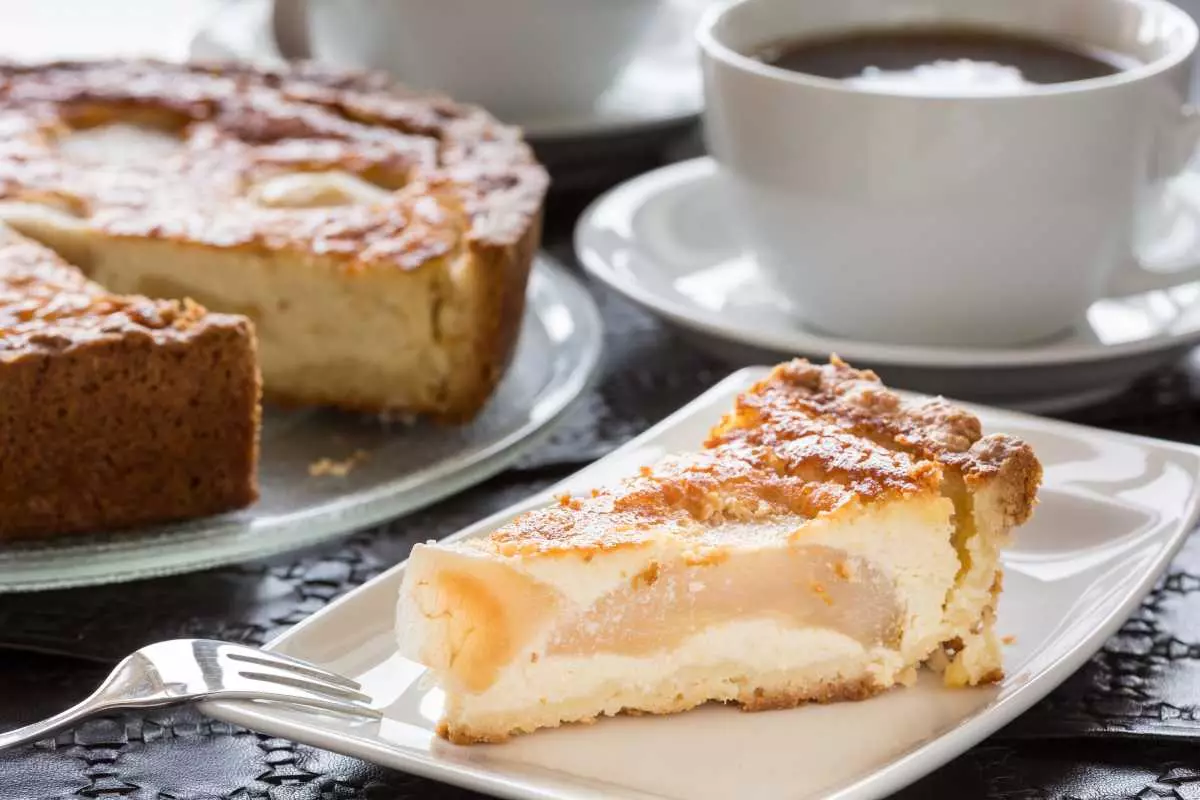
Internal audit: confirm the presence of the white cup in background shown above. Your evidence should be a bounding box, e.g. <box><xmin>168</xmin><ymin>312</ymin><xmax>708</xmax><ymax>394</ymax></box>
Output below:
<box><xmin>289</xmin><ymin>0</ymin><xmax>663</xmax><ymax>119</ymax></box>
<box><xmin>699</xmin><ymin>0</ymin><xmax>1200</xmax><ymax>347</ymax></box>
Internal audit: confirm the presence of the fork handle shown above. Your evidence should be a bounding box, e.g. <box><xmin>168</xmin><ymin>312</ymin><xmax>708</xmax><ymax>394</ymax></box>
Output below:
<box><xmin>0</xmin><ymin>706</ymin><xmax>83</xmax><ymax>751</ymax></box>
<box><xmin>0</xmin><ymin>654</ymin><xmax>174</xmax><ymax>752</ymax></box>
<box><xmin>0</xmin><ymin>693</ymin><xmax>178</xmax><ymax>751</ymax></box>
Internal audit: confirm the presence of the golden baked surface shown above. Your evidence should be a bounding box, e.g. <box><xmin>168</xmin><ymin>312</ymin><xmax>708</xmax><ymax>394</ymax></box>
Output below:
<box><xmin>0</xmin><ymin>224</ymin><xmax>232</xmax><ymax>356</ymax></box>
<box><xmin>486</xmin><ymin>357</ymin><xmax>1042</xmax><ymax>555</ymax></box>
<box><xmin>0</xmin><ymin>59</ymin><xmax>546</xmax><ymax>268</ymax></box>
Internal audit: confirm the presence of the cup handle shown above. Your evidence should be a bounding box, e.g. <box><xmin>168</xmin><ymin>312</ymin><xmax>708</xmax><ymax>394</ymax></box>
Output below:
<box><xmin>270</xmin><ymin>0</ymin><xmax>311</xmax><ymax>60</ymax></box>
<box><xmin>1106</xmin><ymin>103</ymin><xmax>1200</xmax><ymax>297</ymax></box>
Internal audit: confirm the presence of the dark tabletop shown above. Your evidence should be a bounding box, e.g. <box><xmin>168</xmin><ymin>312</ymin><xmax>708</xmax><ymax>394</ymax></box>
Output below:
<box><xmin>5</xmin><ymin>137</ymin><xmax>1200</xmax><ymax>800</ymax></box>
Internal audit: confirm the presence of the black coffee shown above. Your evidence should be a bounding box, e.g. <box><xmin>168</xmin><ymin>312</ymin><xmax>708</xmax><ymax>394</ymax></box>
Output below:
<box><xmin>756</xmin><ymin>27</ymin><xmax>1134</xmax><ymax>93</ymax></box>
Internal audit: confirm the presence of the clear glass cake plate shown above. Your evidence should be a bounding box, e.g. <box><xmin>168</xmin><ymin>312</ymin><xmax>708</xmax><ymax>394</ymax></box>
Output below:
<box><xmin>0</xmin><ymin>255</ymin><xmax>603</xmax><ymax>592</ymax></box>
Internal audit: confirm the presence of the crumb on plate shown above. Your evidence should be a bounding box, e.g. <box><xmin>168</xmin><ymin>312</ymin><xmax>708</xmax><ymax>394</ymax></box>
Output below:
<box><xmin>309</xmin><ymin>450</ymin><xmax>370</xmax><ymax>477</ymax></box>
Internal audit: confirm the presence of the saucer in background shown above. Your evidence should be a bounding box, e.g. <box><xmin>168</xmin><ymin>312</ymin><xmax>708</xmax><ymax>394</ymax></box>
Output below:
<box><xmin>575</xmin><ymin>158</ymin><xmax>1200</xmax><ymax>413</ymax></box>
<box><xmin>189</xmin><ymin>0</ymin><xmax>703</xmax><ymax>143</ymax></box>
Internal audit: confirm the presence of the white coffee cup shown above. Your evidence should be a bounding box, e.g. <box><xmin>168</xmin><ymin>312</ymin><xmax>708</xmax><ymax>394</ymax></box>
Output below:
<box><xmin>699</xmin><ymin>0</ymin><xmax>1200</xmax><ymax>347</ymax></box>
<box><xmin>292</xmin><ymin>0</ymin><xmax>662</xmax><ymax>120</ymax></box>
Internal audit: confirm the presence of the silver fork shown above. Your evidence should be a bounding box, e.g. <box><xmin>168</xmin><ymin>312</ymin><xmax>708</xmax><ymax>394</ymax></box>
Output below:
<box><xmin>0</xmin><ymin>639</ymin><xmax>379</xmax><ymax>751</ymax></box>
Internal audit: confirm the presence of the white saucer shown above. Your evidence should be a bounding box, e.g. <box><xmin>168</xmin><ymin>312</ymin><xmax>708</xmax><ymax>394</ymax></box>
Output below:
<box><xmin>189</xmin><ymin>0</ymin><xmax>703</xmax><ymax>142</ymax></box>
<box><xmin>576</xmin><ymin>157</ymin><xmax>1200</xmax><ymax>412</ymax></box>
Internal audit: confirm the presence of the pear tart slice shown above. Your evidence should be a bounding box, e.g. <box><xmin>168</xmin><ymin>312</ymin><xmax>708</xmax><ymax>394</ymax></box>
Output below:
<box><xmin>0</xmin><ymin>225</ymin><xmax>259</xmax><ymax>540</ymax></box>
<box><xmin>397</xmin><ymin>358</ymin><xmax>1041</xmax><ymax>743</ymax></box>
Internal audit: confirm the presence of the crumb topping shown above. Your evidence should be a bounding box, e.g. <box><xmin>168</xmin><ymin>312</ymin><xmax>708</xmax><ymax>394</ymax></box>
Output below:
<box><xmin>485</xmin><ymin>358</ymin><xmax>1042</xmax><ymax>555</ymax></box>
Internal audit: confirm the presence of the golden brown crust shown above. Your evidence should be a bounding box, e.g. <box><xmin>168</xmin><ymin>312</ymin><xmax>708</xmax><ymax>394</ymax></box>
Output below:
<box><xmin>725</xmin><ymin>356</ymin><xmax>1042</xmax><ymax>524</ymax></box>
<box><xmin>484</xmin><ymin>358</ymin><xmax>1040</xmax><ymax>556</ymax></box>
<box><xmin>435</xmin><ymin>673</ymin><xmax>887</xmax><ymax>744</ymax></box>
<box><xmin>450</xmin><ymin>208</ymin><xmax>541</xmax><ymax>421</ymax></box>
<box><xmin>0</xmin><ymin>224</ymin><xmax>230</xmax><ymax>355</ymax></box>
<box><xmin>734</xmin><ymin>673</ymin><xmax>883</xmax><ymax>711</ymax></box>
<box><xmin>712</xmin><ymin>356</ymin><xmax>988</xmax><ymax>465</ymax></box>
<box><xmin>962</xmin><ymin>434</ymin><xmax>1042</xmax><ymax>528</ymax></box>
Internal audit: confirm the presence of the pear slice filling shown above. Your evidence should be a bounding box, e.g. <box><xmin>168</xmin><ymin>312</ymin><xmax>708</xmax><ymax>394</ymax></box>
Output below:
<box><xmin>545</xmin><ymin>545</ymin><xmax>902</xmax><ymax>658</ymax></box>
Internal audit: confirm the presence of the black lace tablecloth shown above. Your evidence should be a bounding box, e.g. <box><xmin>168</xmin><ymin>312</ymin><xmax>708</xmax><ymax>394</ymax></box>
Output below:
<box><xmin>6</xmin><ymin>142</ymin><xmax>1200</xmax><ymax>800</ymax></box>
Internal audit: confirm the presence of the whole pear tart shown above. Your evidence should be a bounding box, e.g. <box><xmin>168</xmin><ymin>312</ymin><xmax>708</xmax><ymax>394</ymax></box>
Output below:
<box><xmin>0</xmin><ymin>59</ymin><xmax>547</xmax><ymax>418</ymax></box>
<box><xmin>0</xmin><ymin>60</ymin><xmax>547</xmax><ymax>540</ymax></box>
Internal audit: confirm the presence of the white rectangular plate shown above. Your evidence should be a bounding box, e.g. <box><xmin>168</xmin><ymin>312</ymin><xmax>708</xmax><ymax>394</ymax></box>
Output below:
<box><xmin>204</xmin><ymin>367</ymin><xmax>1200</xmax><ymax>800</ymax></box>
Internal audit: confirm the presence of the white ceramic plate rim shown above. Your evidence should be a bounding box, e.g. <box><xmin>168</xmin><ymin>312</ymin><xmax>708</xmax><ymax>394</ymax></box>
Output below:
<box><xmin>188</xmin><ymin>0</ymin><xmax>702</xmax><ymax>142</ymax></box>
<box><xmin>203</xmin><ymin>369</ymin><xmax>1200</xmax><ymax>800</ymax></box>
<box><xmin>0</xmin><ymin>257</ymin><xmax>603</xmax><ymax>593</ymax></box>
<box><xmin>576</xmin><ymin>157</ymin><xmax>1200</xmax><ymax>370</ymax></box>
